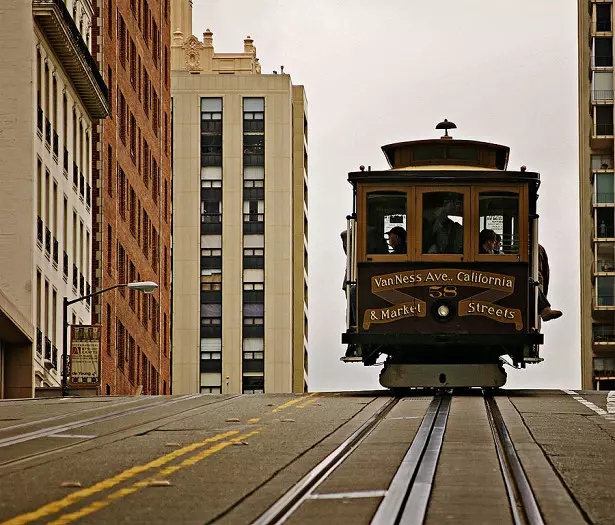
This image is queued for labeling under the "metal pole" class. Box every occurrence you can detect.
[62,296,68,396]
[345,215,352,330]
[61,283,125,397]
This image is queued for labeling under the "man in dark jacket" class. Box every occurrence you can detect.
[538,244,562,321]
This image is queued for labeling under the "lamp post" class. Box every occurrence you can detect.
[62,281,158,396]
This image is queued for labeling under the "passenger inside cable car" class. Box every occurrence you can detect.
[422,192,464,255]
[366,192,406,254]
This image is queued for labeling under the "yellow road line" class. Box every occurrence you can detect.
[297,398,320,409]
[0,430,239,525]
[47,430,262,525]
[271,393,316,413]
[247,418,260,424]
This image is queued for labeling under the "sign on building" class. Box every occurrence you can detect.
[69,325,101,386]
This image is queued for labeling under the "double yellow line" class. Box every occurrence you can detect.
[2,429,260,525]
[3,392,319,525]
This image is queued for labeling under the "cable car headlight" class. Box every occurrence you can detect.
[431,300,455,322]
[437,304,450,318]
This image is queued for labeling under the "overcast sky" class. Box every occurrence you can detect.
[193,0,580,391]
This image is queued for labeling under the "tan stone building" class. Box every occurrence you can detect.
[579,0,615,390]
[0,0,109,397]
[170,4,308,393]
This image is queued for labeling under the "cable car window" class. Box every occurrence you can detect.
[422,192,464,254]
[446,145,479,161]
[478,192,519,254]
[366,192,407,254]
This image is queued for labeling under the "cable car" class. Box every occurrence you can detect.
[342,121,544,388]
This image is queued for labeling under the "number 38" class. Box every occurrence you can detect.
[429,286,457,298]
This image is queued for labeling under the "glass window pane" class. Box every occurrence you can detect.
[598,276,615,306]
[201,303,221,316]
[597,208,615,237]
[422,192,464,254]
[200,338,221,352]
[201,98,222,111]
[244,303,264,316]
[477,192,519,254]
[243,338,264,351]
[366,192,406,254]
[244,166,264,180]
[244,98,264,111]
[596,173,614,203]
[592,154,614,170]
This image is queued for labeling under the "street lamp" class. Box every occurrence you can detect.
[62,281,158,396]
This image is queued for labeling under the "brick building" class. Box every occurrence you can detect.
[92,0,171,394]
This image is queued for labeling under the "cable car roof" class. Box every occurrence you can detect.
[381,138,510,171]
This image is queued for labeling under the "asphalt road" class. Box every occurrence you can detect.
[0,389,612,524]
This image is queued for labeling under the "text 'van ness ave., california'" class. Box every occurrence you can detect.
[372,269,514,292]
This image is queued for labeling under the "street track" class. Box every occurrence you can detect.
[251,396,400,525]
[0,395,154,434]
[485,394,545,525]
[0,394,243,470]
[252,391,546,525]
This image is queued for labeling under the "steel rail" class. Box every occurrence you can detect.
[0,394,244,470]
[0,396,155,434]
[371,395,450,525]
[252,396,400,525]
[484,394,545,525]
[0,393,205,449]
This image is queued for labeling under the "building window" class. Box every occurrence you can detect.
[243,98,264,167]
[597,208,615,238]
[243,338,264,362]
[597,276,615,306]
[243,200,264,234]
[106,304,112,355]
[117,321,125,369]
[107,145,113,196]
[595,173,614,204]
[107,0,113,36]
[143,139,150,186]
[130,113,136,161]
[593,37,613,67]
[242,374,264,394]
[163,314,168,356]
[118,167,126,218]
[201,304,222,323]
[128,336,135,383]
[130,187,137,235]
[201,200,222,234]
[143,211,149,256]
[164,179,169,221]
[593,71,614,102]
[592,154,614,171]
[118,91,126,144]
[117,245,126,292]
[107,224,113,275]
[201,98,222,166]
[130,38,137,87]
[119,15,126,68]
[597,3,612,32]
